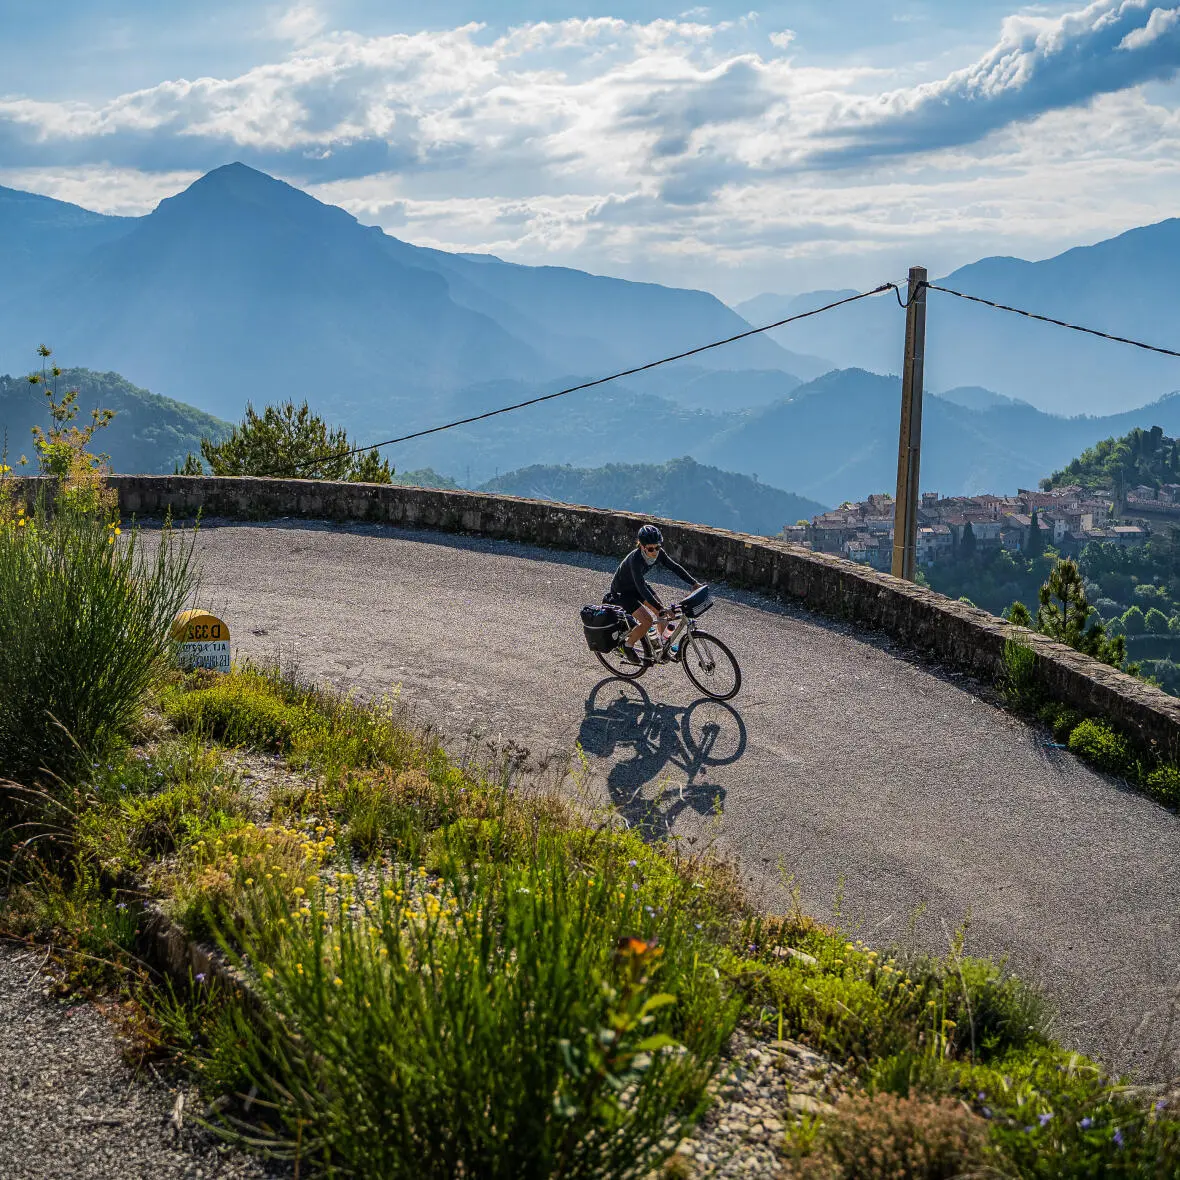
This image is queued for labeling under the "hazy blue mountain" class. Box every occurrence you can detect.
[937,386,1032,411]
[480,456,826,536]
[624,365,803,411]
[8,358,1180,515]
[0,367,231,474]
[0,164,799,425]
[736,219,1180,416]
[390,376,729,487]
[698,369,1180,505]
[0,185,134,283]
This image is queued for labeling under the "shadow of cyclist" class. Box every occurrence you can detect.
[577,678,748,841]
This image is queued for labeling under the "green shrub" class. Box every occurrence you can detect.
[1038,701,1081,743]
[165,672,311,751]
[212,838,739,1178]
[1145,764,1180,809]
[0,502,197,787]
[1068,719,1137,778]
[164,666,418,775]
[939,955,1050,1061]
[1000,634,1041,711]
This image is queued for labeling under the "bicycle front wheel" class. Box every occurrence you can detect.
[680,631,741,700]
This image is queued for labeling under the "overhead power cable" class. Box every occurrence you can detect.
[288,282,898,474]
[925,283,1180,361]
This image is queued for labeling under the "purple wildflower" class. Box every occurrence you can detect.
[1039,1112,1053,1127]
[1156,1099,1169,1111]
[115,902,127,911]
[1080,1117,1092,1129]
[195,972,206,984]
[1113,1129,1123,1147]
[981,1107,992,1120]
[628,859,638,867]
[631,882,639,891]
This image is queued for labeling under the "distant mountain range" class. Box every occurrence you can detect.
[8,361,1180,510]
[481,457,826,537]
[693,369,1180,506]
[4,164,1180,501]
[0,164,809,428]
[0,367,229,475]
[736,219,1180,417]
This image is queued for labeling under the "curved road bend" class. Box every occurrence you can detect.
[183,520,1180,1082]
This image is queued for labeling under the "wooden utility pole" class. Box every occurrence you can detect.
[891,266,928,581]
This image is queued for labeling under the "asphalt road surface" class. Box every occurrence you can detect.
[183,519,1180,1082]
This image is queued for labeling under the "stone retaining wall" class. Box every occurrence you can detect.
[14,473,1180,761]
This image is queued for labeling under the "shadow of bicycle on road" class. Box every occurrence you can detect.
[577,678,748,841]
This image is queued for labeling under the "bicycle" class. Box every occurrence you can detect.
[591,585,742,701]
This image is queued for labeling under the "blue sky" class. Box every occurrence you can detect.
[2,1,1178,299]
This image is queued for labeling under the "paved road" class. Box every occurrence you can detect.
[186,520,1180,1082]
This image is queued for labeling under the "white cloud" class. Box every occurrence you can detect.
[813,0,1180,164]
[0,8,1177,298]
[272,4,327,45]
[1120,5,1180,49]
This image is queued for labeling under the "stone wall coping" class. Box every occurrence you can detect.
[10,473,1180,761]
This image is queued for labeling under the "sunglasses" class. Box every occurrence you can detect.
[642,544,660,554]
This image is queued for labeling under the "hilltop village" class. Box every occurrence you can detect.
[780,485,1180,569]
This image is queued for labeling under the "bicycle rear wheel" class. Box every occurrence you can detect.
[680,631,741,700]
[595,635,653,680]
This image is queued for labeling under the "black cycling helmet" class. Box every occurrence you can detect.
[637,524,663,546]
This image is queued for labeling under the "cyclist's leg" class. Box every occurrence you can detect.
[627,604,657,648]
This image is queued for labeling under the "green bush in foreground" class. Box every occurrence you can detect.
[0,501,196,788]
[215,840,738,1179]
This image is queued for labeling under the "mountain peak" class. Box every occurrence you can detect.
[152,162,356,231]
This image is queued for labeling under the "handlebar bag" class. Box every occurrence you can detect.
[680,584,714,618]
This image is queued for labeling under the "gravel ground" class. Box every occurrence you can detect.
[0,943,282,1180]
[670,1030,845,1177]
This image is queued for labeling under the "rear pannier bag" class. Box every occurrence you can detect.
[581,604,626,652]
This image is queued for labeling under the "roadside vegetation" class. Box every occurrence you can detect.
[184,398,394,483]
[2,371,1178,1177]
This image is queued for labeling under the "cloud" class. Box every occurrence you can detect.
[2,8,1180,298]
[619,57,775,158]
[811,0,1180,165]
[273,4,327,44]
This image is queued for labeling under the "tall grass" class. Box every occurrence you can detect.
[0,499,197,788]
[213,831,739,1178]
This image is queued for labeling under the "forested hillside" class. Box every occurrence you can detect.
[1043,422,1180,495]
[0,367,230,474]
[480,457,825,536]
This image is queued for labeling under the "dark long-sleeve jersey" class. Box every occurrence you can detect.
[609,547,696,611]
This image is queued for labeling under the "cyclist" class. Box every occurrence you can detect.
[607,524,701,664]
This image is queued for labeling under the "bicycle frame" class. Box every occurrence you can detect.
[648,607,696,663]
